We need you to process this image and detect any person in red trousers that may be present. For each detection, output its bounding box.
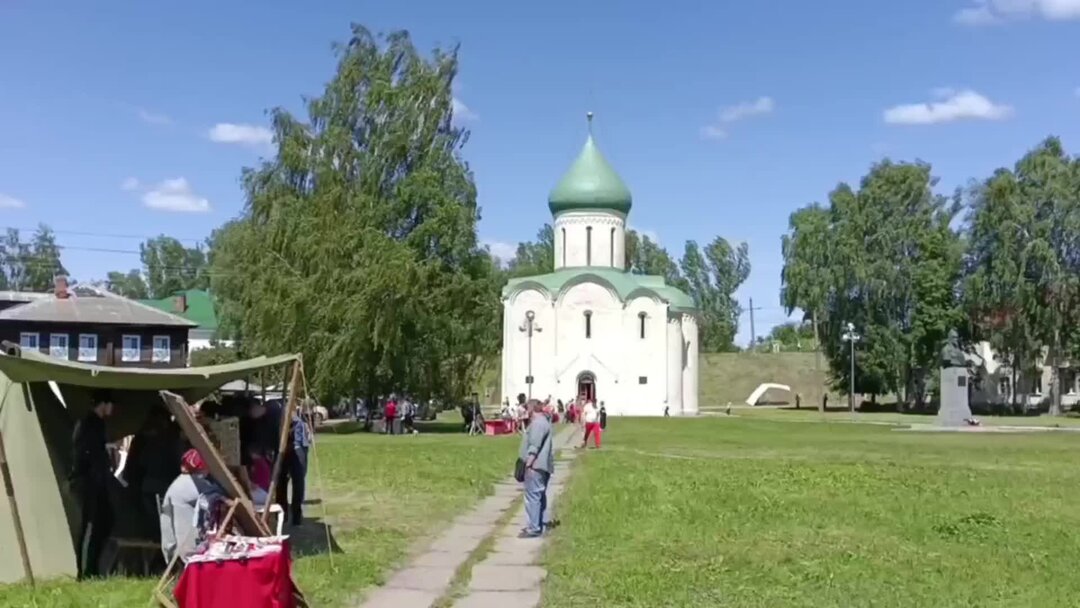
[580,399,601,449]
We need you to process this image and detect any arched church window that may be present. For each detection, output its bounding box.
[609,227,615,266]
[561,228,567,267]
[584,310,592,339]
[638,311,646,339]
[586,226,592,266]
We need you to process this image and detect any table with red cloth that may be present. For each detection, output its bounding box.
[174,535,297,608]
[484,419,515,435]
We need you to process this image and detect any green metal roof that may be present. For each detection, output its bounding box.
[503,267,696,313]
[547,133,633,215]
[139,289,219,331]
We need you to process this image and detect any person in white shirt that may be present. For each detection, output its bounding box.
[580,400,601,449]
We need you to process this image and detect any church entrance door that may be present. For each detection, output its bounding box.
[577,371,596,403]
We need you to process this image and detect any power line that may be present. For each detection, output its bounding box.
[0,225,208,244]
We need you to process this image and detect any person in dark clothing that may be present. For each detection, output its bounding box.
[70,389,116,579]
[599,401,608,430]
[124,408,182,540]
[275,412,311,525]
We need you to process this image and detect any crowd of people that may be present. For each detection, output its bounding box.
[500,392,606,449]
[69,388,312,579]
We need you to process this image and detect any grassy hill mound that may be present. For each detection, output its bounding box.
[475,351,838,408]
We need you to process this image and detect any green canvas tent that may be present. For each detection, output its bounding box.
[0,347,299,584]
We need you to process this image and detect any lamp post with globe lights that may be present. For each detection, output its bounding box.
[519,311,542,400]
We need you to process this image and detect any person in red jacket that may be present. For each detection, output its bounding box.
[384,398,398,435]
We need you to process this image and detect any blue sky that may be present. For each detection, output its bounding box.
[2,1,1079,344]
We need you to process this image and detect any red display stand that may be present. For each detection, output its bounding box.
[174,538,297,608]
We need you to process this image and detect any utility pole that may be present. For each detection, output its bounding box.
[748,297,763,349]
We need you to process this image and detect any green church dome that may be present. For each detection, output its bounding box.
[548,118,632,215]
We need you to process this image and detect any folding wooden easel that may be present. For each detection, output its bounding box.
[150,363,308,607]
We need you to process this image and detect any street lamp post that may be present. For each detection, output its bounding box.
[842,322,861,413]
[519,311,542,400]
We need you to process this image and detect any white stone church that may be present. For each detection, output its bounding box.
[500,117,699,416]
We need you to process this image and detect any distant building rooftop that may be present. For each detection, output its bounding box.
[0,285,196,327]
[139,289,219,331]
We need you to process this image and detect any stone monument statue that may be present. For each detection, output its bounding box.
[937,330,972,426]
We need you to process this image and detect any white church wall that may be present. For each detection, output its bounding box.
[666,314,685,415]
[553,282,621,403]
[622,296,669,415]
[504,288,555,402]
[681,314,699,415]
[553,211,626,270]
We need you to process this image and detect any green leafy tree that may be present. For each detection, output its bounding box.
[0,225,67,291]
[964,137,1080,414]
[210,25,499,406]
[680,237,750,352]
[106,269,150,299]
[505,224,554,278]
[140,235,209,298]
[804,162,962,407]
[626,229,686,290]
[190,342,242,367]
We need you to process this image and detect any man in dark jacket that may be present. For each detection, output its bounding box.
[70,389,116,579]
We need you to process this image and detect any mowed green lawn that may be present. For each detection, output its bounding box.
[0,418,517,608]
[543,417,1080,607]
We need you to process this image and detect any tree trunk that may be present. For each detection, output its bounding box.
[814,310,824,414]
[1050,327,1062,416]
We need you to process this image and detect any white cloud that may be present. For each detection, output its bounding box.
[120,177,140,191]
[137,107,172,125]
[208,123,274,148]
[701,96,774,140]
[452,98,479,123]
[0,193,26,209]
[883,89,1013,125]
[141,178,211,213]
[484,240,516,266]
[954,0,1080,25]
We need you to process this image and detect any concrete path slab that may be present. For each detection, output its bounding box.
[454,590,541,608]
[468,565,546,592]
[450,425,582,607]
[360,588,441,608]
[385,566,457,592]
[413,550,471,568]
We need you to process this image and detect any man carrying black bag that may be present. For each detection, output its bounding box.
[516,400,553,538]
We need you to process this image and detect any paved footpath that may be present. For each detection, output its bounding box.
[358,424,581,608]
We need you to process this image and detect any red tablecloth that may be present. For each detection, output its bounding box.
[174,541,296,608]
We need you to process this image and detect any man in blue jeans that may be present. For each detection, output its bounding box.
[519,400,554,538]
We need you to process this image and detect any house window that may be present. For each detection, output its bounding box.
[584,310,592,339]
[561,228,566,267]
[586,226,592,266]
[638,312,647,339]
[610,227,615,266]
[121,335,141,362]
[49,334,69,359]
[999,377,1011,398]
[638,376,648,384]
[19,332,39,350]
[152,335,171,363]
[78,334,98,362]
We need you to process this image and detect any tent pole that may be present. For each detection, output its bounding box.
[264,361,302,526]
[0,427,34,585]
